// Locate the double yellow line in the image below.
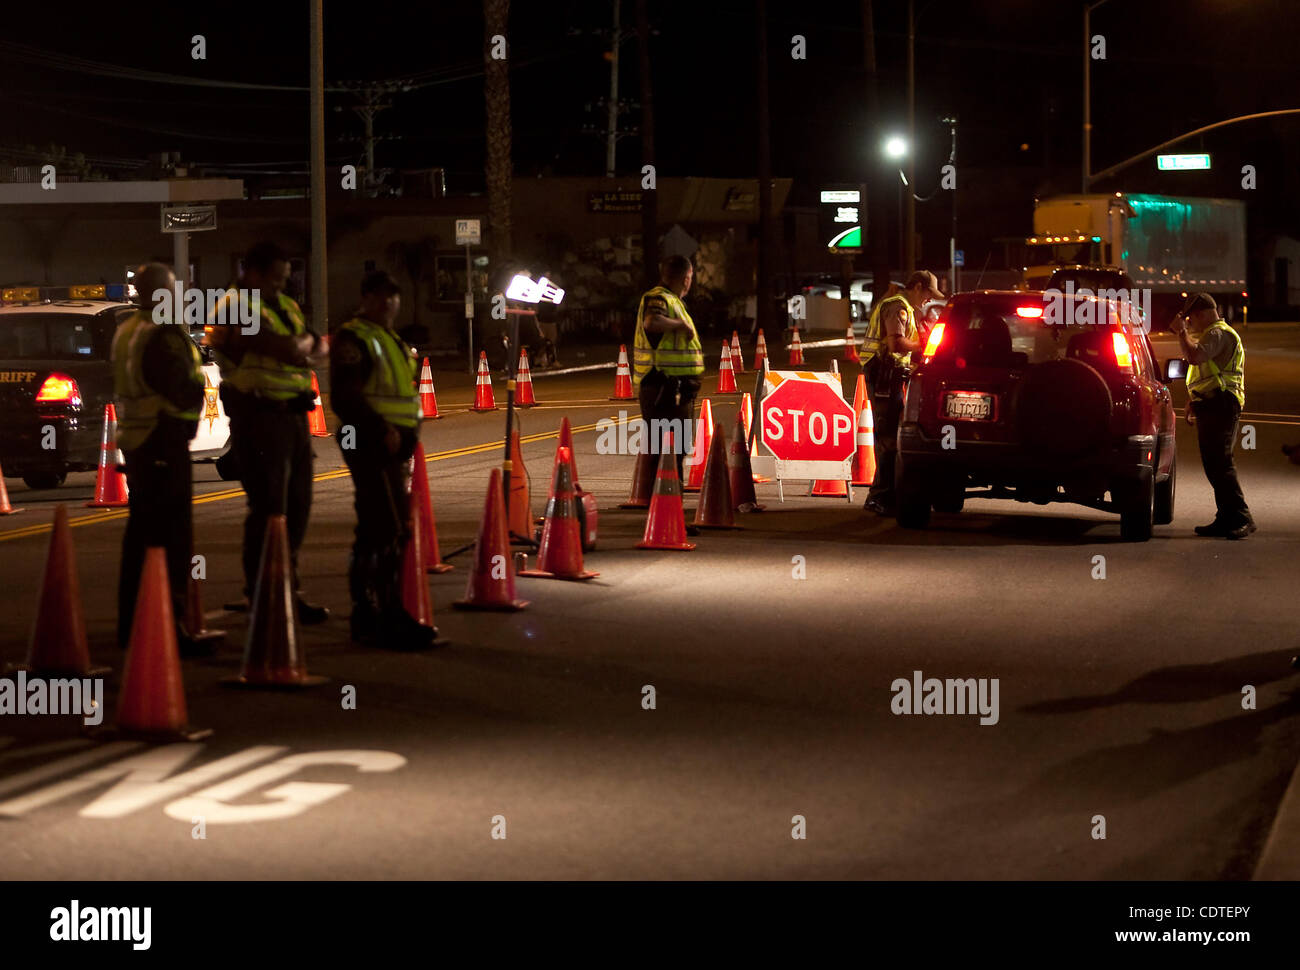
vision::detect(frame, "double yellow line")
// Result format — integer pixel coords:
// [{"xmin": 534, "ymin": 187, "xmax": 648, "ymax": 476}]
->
[{"xmin": 0, "ymin": 419, "xmax": 606, "ymax": 545}]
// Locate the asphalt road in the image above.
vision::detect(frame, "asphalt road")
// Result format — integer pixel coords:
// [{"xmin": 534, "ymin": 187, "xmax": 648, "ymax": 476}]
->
[{"xmin": 1, "ymin": 326, "xmax": 1298, "ymax": 880}]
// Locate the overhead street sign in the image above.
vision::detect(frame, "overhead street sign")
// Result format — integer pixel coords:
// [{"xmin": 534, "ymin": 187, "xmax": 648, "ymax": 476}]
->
[
  {"xmin": 160, "ymin": 204, "xmax": 217, "ymax": 233},
  {"xmin": 1156, "ymin": 153, "xmax": 1211, "ymax": 171},
  {"xmin": 455, "ymin": 218, "xmax": 481, "ymax": 245}
]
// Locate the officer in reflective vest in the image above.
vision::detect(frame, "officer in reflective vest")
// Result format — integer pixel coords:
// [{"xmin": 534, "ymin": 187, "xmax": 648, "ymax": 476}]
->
[
  {"xmin": 112, "ymin": 262, "xmax": 209, "ymax": 653},
  {"xmin": 1171, "ymin": 292, "xmax": 1254, "ymax": 539},
  {"xmin": 633, "ymin": 255, "xmax": 705, "ymax": 482},
  {"xmin": 206, "ymin": 241, "xmax": 330, "ymax": 622},
  {"xmin": 330, "ymin": 271, "xmax": 436, "ymax": 650},
  {"xmin": 860, "ymin": 270, "xmax": 945, "ymax": 516}
]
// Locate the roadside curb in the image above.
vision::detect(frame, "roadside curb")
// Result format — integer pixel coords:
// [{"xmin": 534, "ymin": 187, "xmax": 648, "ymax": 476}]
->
[{"xmin": 1253, "ymin": 755, "xmax": 1300, "ymax": 879}]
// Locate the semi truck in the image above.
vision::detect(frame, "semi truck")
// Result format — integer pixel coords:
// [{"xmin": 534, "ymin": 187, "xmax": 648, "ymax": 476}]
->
[{"xmin": 1021, "ymin": 193, "xmax": 1248, "ymax": 323}]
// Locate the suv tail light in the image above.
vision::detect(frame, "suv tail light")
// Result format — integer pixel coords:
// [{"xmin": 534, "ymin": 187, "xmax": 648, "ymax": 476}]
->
[
  {"xmin": 922, "ymin": 322, "xmax": 946, "ymax": 359},
  {"xmin": 1111, "ymin": 332, "xmax": 1133, "ymax": 372},
  {"xmin": 1015, "ymin": 306, "xmax": 1044, "ymax": 318},
  {"xmin": 35, "ymin": 373, "xmax": 81, "ymax": 406}
]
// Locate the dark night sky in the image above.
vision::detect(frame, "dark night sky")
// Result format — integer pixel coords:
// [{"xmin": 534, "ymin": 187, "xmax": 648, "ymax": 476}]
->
[{"xmin": 2, "ymin": 1, "xmax": 1296, "ymax": 219}]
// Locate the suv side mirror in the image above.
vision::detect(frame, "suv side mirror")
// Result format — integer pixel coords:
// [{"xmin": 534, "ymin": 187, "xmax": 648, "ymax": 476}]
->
[{"xmin": 1163, "ymin": 357, "xmax": 1187, "ymax": 383}]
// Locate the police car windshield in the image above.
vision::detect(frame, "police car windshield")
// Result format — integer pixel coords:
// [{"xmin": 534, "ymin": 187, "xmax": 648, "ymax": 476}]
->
[
  {"xmin": 0, "ymin": 314, "xmax": 98, "ymax": 360},
  {"xmin": 934, "ymin": 297, "xmax": 1137, "ymax": 370}
]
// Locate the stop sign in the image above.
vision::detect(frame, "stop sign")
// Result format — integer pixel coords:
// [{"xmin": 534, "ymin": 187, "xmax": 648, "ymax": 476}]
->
[{"xmin": 761, "ymin": 374, "xmax": 856, "ymax": 462}]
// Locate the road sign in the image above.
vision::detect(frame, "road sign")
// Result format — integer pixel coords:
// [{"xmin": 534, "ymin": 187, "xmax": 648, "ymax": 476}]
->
[
  {"xmin": 455, "ymin": 219, "xmax": 481, "ymax": 245},
  {"xmin": 1156, "ymin": 153, "xmax": 1211, "ymax": 171},
  {"xmin": 754, "ymin": 370, "xmax": 855, "ymax": 486},
  {"xmin": 955, "ymin": 250, "xmax": 965, "ymax": 267},
  {"xmin": 160, "ymin": 204, "xmax": 216, "ymax": 233}
]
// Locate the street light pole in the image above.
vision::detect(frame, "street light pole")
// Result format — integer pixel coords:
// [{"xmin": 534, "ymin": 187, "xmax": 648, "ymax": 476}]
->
[
  {"xmin": 1082, "ymin": 0, "xmax": 1111, "ymax": 192},
  {"xmin": 606, "ymin": 0, "xmax": 620, "ymax": 177},
  {"xmin": 906, "ymin": 0, "xmax": 916, "ymax": 273},
  {"xmin": 309, "ymin": 0, "xmax": 327, "ymax": 329}
]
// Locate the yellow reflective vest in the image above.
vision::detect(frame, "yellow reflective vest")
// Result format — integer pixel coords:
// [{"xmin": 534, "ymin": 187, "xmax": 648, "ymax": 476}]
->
[
  {"xmin": 861, "ymin": 294, "xmax": 917, "ymax": 370},
  {"xmin": 633, "ymin": 285, "xmax": 704, "ymax": 387},
  {"xmin": 1186, "ymin": 321, "xmax": 1245, "ymax": 407},
  {"xmin": 217, "ymin": 290, "xmax": 314, "ymax": 401},
  {"xmin": 338, "ymin": 316, "xmax": 421, "ymax": 429},
  {"xmin": 111, "ymin": 310, "xmax": 203, "ymax": 451}
]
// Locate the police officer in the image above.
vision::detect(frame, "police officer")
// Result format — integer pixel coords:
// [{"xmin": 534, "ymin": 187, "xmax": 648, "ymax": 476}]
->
[
  {"xmin": 112, "ymin": 263, "xmax": 210, "ymax": 653},
  {"xmin": 633, "ymin": 255, "xmax": 705, "ymax": 481},
  {"xmin": 207, "ymin": 242, "xmax": 329, "ymax": 621},
  {"xmin": 330, "ymin": 271, "xmax": 437, "ymax": 649},
  {"xmin": 860, "ymin": 270, "xmax": 945, "ymax": 515},
  {"xmin": 1171, "ymin": 292, "xmax": 1255, "ymax": 539}
]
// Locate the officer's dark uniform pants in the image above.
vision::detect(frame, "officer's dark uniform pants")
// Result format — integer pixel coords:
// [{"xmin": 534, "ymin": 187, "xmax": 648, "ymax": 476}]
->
[
  {"xmin": 230, "ymin": 408, "xmax": 313, "ymax": 596},
  {"xmin": 866, "ymin": 378, "xmax": 904, "ymax": 507},
  {"xmin": 342, "ymin": 450, "xmax": 410, "ymax": 618},
  {"xmin": 118, "ymin": 444, "xmax": 192, "ymax": 648},
  {"xmin": 638, "ymin": 371, "xmax": 699, "ymax": 483},
  {"xmin": 1192, "ymin": 392, "xmax": 1251, "ymax": 527}
]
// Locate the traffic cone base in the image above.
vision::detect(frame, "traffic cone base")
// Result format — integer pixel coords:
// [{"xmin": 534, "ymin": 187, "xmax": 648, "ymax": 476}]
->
[
  {"xmin": 610, "ymin": 345, "xmax": 635, "ymax": 400},
  {"xmin": 453, "ymin": 468, "xmax": 529, "ymax": 610},
  {"xmin": 637, "ymin": 445, "xmax": 696, "ymax": 551},
  {"xmin": 810, "ymin": 478, "xmax": 849, "ymax": 496},
  {"xmin": 471, "ymin": 351, "xmax": 498, "ymax": 412},
  {"xmin": 86, "ymin": 403, "xmax": 129, "ymax": 507},
  {"xmin": 520, "ymin": 446, "xmax": 597, "ymax": 580},
  {"xmin": 222, "ymin": 515, "xmax": 326, "ymax": 689}
]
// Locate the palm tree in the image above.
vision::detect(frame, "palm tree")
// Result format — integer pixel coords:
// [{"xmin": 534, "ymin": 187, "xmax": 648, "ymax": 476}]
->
[{"xmin": 484, "ymin": 0, "xmax": 513, "ymax": 279}]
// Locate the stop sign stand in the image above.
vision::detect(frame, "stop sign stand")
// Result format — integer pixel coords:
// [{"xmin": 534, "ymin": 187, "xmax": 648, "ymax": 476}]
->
[{"xmin": 750, "ymin": 368, "xmax": 856, "ymax": 503}]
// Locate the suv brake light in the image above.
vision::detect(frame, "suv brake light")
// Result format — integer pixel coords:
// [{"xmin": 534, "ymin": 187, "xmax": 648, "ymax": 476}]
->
[
  {"xmin": 922, "ymin": 322, "xmax": 945, "ymax": 359},
  {"xmin": 1111, "ymin": 332, "xmax": 1133, "ymax": 371},
  {"xmin": 1015, "ymin": 306, "xmax": 1044, "ymax": 318},
  {"xmin": 35, "ymin": 373, "xmax": 81, "ymax": 406}
]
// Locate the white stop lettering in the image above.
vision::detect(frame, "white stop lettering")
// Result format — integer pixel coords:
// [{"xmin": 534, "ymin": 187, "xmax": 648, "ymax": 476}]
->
[{"xmin": 809, "ymin": 411, "xmax": 827, "ymax": 445}]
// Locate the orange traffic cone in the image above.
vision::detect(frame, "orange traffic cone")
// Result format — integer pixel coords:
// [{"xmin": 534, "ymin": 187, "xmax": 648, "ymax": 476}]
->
[
  {"xmin": 693, "ymin": 430, "xmax": 736, "ymax": 529},
  {"xmin": 454, "ymin": 468, "xmax": 528, "ymax": 611},
  {"xmin": 411, "ymin": 441, "xmax": 453, "ymax": 573},
  {"xmin": 514, "ymin": 348, "xmax": 537, "ymax": 407},
  {"xmin": 731, "ymin": 330, "xmax": 745, "ymax": 373},
  {"xmin": 114, "ymin": 547, "xmax": 210, "ymax": 740},
  {"xmin": 788, "ymin": 327, "xmax": 804, "ymax": 366},
  {"xmin": 184, "ymin": 574, "xmax": 226, "ymax": 649},
  {"xmin": 520, "ymin": 446, "xmax": 598, "ymax": 580},
  {"xmin": 851, "ymin": 374, "xmax": 876, "ymax": 486},
  {"xmin": 471, "ymin": 351, "xmax": 497, "ymax": 411},
  {"xmin": 540, "ymin": 416, "xmax": 584, "ymax": 519},
  {"xmin": 619, "ymin": 448, "xmax": 657, "ymax": 509},
  {"xmin": 717, "ymin": 343, "xmax": 738, "ymax": 394},
  {"xmin": 740, "ymin": 392, "xmax": 771, "ymax": 483},
  {"xmin": 0, "ymin": 461, "xmax": 22, "ymax": 515},
  {"xmin": 507, "ymin": 430, "xmax": 531, "ymax": 540},
  {"xmin": 400, "ymin": 490, "xmax": 439, "ymax": 631},
  {"xmin": 224, "ymin": 515, "xmax": 326, "ymax": 688},
  {"xmin": 683, "ymin": 398, "xmax": 715, "ymax": 492},
  {"xmin": 845, "ymin": 324, "xmax": 860, "ymax": 363},
  {"xmin": 307, "ymin": 372, "xmax": 329, "ymax": 436},
  {"xmin": 727, "ymin": 411, "xmax": 765, "ymax": 512},
  {"xmin": 810, "ymin": 478, "xmax": 848, "ymax": 497},
  {"xmin": 637, "ymin": 434, "xmax": 696, "ymax": 551},
  {"xmin": 86, "ymin": 403, "xmax": 128, "ymax": 508},
  {"xmin": 13, "ymin": 504, "xmax": 107, "ymax": 677},
  {"xmin": 754, "ymin": 329, "xmax": 768, "ymax": 371},
  {"xmin": 417, "ymin": 357, "xmax": 442, "ymax": 419},
  {"xmin": 611, "ymin": 344, "xmax": 634, "ymax": 400}
]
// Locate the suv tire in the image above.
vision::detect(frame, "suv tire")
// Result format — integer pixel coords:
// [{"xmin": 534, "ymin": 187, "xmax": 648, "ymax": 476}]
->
[
  {"xmin": 1118, "ymin": 469, "xmax": 1155, "ymax": 542},
  {"xmin": 1154, "ymin": 455, "xmax": 1176, "ymax": 526},
  {"xmin": 1015, "ymin": 359, "xmax": 1112, "ymax": 458},
  {"xmin": 22, "ymin": 470, "xmax": 66, "ymax": 490}
]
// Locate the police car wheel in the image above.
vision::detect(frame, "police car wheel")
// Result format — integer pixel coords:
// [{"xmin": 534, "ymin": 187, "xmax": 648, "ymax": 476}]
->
[{"xmin": 22, "ymin": 470, "xmax": 65, "ymax": 490}]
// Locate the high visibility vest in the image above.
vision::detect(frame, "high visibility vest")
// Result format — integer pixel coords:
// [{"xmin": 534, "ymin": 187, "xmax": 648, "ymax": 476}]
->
[
  {"xmin": 632, "ymin": 285, "xmax": 705, "ymax": 387},
  {"xmin": 111, "ymin": 309, "xmax": 203, "ymax": 451},
  {"xmin": 1186, "ymin": 321, "xmax": 1245, "ymax": 407},
  {"xmin": 217, "ymin": 290, "xmax": 314, "ymax": 400},
  {"xmin": 861, "ymin": 294, "xmax": 917, "ymax": 369},
  {"xmin": 338, "ymin": 316, "xmax": 421, "ymax": 429}
]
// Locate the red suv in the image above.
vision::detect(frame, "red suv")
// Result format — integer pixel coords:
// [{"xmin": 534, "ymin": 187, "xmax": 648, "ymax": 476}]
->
[{"xmin": 894, "ymin": 290, "xmax": 1178, "ymax": 541}]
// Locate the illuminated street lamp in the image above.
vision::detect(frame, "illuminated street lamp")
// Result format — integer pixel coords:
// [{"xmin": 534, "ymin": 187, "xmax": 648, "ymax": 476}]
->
[
  {"xmin": 884, "ymin": 136, "xmax": 908, "ymax": 160},
  {"xmin": 883, "ymin": 136, "xmax": 909, "ymax": 269}
]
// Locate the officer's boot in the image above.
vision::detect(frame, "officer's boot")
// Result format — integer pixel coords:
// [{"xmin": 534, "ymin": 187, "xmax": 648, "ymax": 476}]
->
[
  {"xmin": 374, "ymin": 541, "xmax": 439, "ymax": 651},
  {"xmin": 347, "ymin": 549, "xmax": 381, "ymax": 644}
]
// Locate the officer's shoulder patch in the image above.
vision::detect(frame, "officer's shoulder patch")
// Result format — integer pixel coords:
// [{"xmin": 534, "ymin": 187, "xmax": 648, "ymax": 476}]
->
[
  {"xmin": 334, "ymin": 339, "xmax": 363, "ymax": 365},
  {"xmin": 644, "ymin": 295, "xmax": 668, "ymax": 314}
]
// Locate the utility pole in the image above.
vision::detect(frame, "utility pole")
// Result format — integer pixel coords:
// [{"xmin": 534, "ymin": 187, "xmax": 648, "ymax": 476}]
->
[
  {"xmin": 607, "ymin": 0, "xmax": 621, "ymax": 177},
  {"xmin": 636, "ymin": 0, "xmax": 658, "ymax": 290},
  {"xmin": 756, "ymin": 0, "xmax": 773, "ymax": 339},
  {"xmin": 862, "ymin": 0, "xmax": 890, "ymax": 304},
  {"xmin": 1083, "ymin": 2, "xmax": 1092, "ymax": 191},
  {"xmin": 309, "ymin": 0, "xmax": 327, "ymax": 329},
  {"xmin": 905, "ymin": 0, "xmax": 916, "ymax": 273},
  {"xmin": 351, "ymin": 86, "xmax": 395, "ymax": 198}
]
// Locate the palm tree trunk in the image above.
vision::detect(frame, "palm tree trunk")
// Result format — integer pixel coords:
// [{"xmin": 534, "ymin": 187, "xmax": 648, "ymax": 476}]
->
[{"xmin": 484, "ymin": 0, "xmax": 513, "ymax": 274}]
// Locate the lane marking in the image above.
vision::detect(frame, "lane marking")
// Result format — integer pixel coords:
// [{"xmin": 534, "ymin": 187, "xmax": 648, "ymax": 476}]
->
[{"xmin": 0, "ymin": 418, "xmax": 609, "ymax": 544}]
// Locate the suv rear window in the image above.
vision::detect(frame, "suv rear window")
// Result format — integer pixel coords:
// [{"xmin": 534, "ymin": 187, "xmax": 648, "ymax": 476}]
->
[
  {"xmin": 0, "ymin": 313, "xmax": 105, "ymax": 360},
  {"xmin": 932, "ymin": 298, "xmax": 1140, "ymax": 371}
]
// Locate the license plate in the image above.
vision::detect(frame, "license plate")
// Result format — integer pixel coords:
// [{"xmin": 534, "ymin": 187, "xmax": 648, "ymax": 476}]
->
[{"xmin": 944, "ymin": 391, "xmax": 993, "ymax": 421}]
